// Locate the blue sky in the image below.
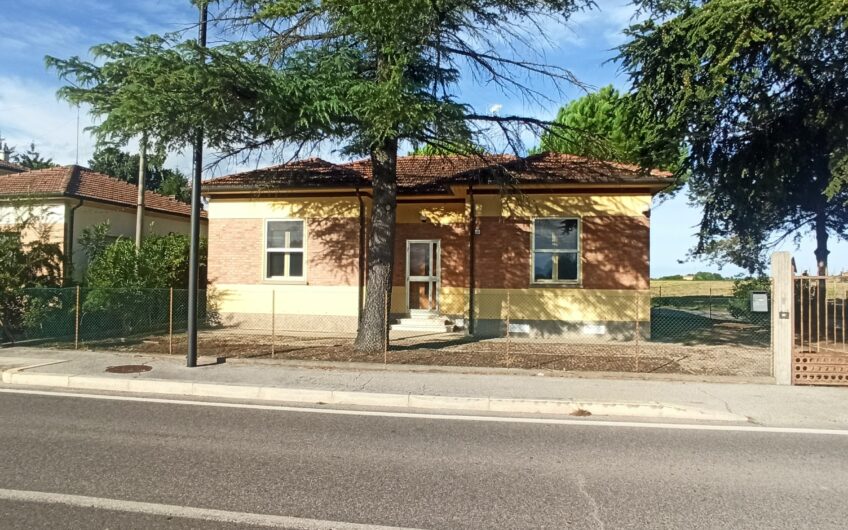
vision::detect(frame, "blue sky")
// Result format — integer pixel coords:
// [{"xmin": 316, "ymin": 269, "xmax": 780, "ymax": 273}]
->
[{"xmin": 0, "ymin": 0, "xmax": 843, "ymax": 277}]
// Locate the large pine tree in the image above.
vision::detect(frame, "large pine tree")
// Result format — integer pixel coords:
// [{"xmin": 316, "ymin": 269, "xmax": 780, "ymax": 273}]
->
[
  {"xmin": 620, "ymin": 0, "xmax": 848, "ymax": 274},
  {"xmin": 49, "ymin": 0, "xmax": 593, "ymax": 352}
]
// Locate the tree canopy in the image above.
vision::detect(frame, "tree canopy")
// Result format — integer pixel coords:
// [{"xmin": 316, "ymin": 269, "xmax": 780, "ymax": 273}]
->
[
  {"xmin": 620, "ymin": 0, "xmax": 848, "ymax": 273},
  {"xmin": 48, "ymin": 0, "xmax": 593, "ymax": 351},
  {"xmin": 536, "ymin": 85, "xmax": 684, "ymax": 175},
  {"xmin": 12, "ymin": 143, "xmax": 57, "ymax": 170},
  {"xmin": 88, "ymin": 147, "xmax": 191, "ymax": 202}
]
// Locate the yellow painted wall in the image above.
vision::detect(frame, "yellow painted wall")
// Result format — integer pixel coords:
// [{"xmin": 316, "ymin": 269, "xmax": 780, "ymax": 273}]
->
[
  {"xmin": 208, "ymin": 193, "xmax": 651, "ymax": 222},
  {"xmin": 212, "ymin": 283, "xmax": 359, "ymax": 316},
  {"xmin": 396, "ymin": 202, "xmax": 466, "ymax": 225},
  {"xmin": 390, "ymin": 286, "xmax": 649, "ymax": 321},
  {"xmin": 208, "ymin": 197, "xmax": 364, "ymax": 220},
  {"xmin": 472, "ymin": 288, "xmax": 650, "ymax": 321},
  {"xmin": 474, "ymin": 194, "xmax": 651, "ymax": 218}
]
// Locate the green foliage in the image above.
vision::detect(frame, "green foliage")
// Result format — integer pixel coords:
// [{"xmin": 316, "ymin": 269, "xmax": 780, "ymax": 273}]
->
[
  {"xmin": 82, "ymin": 233, "xmax": 208, "ymax": 334},
  {"xmin": 537, "ymin": 86, "xmax": 685, "ymax": 175},
  {"xmin": 656, "ymin": 271, "xmax": 725, "ymax": 280},
  {"xmin": 692, "ymin": 271, "xmax": 724, "ymax": 281},
  {"xmin": 88, "ymin": 147, "xmax": 190, "ymax": 202},
  {"xmin": 728, "ymin": 276, "xmax": 771, "ymax": 321},
  {"xmin": 620, "ymin": 0, "xmax": 848, "ymax": 273},
  {"xmin": 408, "ymin": 141, "xmax": 484, "ymax": 156},
  {"xmin": 0, "ymin": 206, "xmax": 64, "ymax": 341},
  {"xmin": 85, "ymin": 233, "xmax": 205, "ymax": 290},
  {"xmin": 12, "ymin": 142, "xmax": 57, "ymax": 170},
  {"xmin": 48, "ymin": 1, "xmax": 591, "ymax": 157},
  {"xmin": 78, "ymin": 221, "xmax": 113, "ymax": 264}
]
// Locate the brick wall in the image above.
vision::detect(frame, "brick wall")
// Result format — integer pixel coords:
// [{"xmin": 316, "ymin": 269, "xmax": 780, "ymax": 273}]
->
[
  {"xmin": 306, "ymin": 217, "xmax": 360, "ymax": 286},
  {"xmin": 582, "ymin": 215, "xmax": 649, "ymax": 290},
  {"xmin": 208, "ymin": 217, "xmax": 263, "ymax": 284},
  {"xmin": 208, "ymin": 201, "xmax": 650, "ymax": 292},
  {"xmin": 473, "ymin": 214, "xmax": 649, "ymax": 290},
  {"xmin": 208, "ymin": 217, "xmax": 360, "ymax": 286}
]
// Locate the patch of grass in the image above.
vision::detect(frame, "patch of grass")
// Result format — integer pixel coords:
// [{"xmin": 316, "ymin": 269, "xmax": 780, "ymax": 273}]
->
[{"xmin": 651, "ymin": 280, "xmax": 735, "ymax": 297}]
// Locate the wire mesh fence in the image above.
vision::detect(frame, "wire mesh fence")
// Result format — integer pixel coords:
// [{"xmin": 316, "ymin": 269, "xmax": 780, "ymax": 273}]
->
[{"xmin": 2, "ymin": 282, "xmax": 773, "ymax": 377}]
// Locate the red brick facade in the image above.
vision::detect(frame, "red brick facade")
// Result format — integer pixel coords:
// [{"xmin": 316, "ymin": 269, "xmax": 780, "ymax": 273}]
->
[
  {"xmin": 208, "ymin": 217, "xmax": 360, "ymax": 286},
  {"xmin": 208, "ymin": 209, "xmax": 649, "ymax": 291}
]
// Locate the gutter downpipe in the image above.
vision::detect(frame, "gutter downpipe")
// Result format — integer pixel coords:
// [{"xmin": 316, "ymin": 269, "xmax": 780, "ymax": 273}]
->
[
  {"xmin": 468, "ymin": 185, "xmax": 476, "ymax": 335},
  {"xmin": 64, "ymin": 198, "xmax": 84, "ymax": 284},
  {"xmin": 357, "ymin": 187, "xmax": 366, "ymax": 328}
]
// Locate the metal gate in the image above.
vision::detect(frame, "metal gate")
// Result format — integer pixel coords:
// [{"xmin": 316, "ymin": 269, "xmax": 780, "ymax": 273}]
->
[{"xmin": 793, "ymin": 275, "xmax": 848, "ymax": 385}]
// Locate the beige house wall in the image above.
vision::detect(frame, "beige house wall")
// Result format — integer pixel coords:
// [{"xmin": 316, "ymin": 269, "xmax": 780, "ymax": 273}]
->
[{"xmin": 70, "ymin": 201, "xmax": 205, "ymax": 280}]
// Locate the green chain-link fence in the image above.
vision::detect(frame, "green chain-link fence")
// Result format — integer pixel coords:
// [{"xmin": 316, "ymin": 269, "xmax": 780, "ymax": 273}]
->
[{"xmin": 3, "ymin": 283, "xmax": 772, "ymax": 377}]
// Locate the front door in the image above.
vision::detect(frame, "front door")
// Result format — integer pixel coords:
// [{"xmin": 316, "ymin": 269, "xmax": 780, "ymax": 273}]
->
[{"xmin": 406, "ymin": 240, "xmax": 440, "ymax": 313}]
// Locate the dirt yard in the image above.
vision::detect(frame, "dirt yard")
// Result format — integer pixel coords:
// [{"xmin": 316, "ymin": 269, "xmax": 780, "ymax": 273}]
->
[{"xmin": 74, "ymin": 328, "xmax": 772, "ymax": 377}]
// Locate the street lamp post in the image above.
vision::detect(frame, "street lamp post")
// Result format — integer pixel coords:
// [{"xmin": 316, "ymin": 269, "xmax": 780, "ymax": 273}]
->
[{"xmin": 187, "ymin": 1, "xmax": 208, "ymax": 368}]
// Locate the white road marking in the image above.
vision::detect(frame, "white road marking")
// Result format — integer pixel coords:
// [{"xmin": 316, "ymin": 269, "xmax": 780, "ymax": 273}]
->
[
  {"xmin": 1, "ymin": 387, "xmax": 847, "ymax": 436},
  {"xmin": 0, "ymin": 487, "xmax": 416, "ymax": 529}
]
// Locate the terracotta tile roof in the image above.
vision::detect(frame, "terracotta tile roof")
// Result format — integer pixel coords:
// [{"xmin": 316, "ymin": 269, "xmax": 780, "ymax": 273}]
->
[
  {"xmin": 0, "ymin": 165, "xmax": 202, "ymax": 218},
  {"xmin": 204, "ymin": 152, "xmax": 673, "ymax": 194},
  {"xmin": 0, "ymin": 159, "xmax": 27, "ymax": 173},
  {"xmin": 203, "ymin": 158, "xmax": 370, "ymax": 191}
]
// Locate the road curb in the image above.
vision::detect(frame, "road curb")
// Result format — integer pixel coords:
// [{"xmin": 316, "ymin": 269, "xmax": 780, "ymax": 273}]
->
[{"xmin": 1, "ymin": 367, "xmax": 747, "ymax": 422}]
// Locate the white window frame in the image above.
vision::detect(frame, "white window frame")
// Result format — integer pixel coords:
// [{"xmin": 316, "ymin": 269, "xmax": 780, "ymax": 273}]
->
[
  {"xmin": 531, "ymin": 217, "xmax": 581, "ymax": 284},
  {"xmin": 264, "ymin": 219, "xmax": 306, "ymax": 281}
]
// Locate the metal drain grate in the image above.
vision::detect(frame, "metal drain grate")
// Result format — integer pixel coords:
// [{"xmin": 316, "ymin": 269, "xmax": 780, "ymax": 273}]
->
[{"xmin": 105, "ymin": 365, "xmax": 152, "ymax": 374}]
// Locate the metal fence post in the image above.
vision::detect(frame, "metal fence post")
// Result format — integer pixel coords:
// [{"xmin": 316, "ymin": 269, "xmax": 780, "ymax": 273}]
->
[
  {"xmin": 271, "ymin": 290, "xmax": 276, "ymax": 358},
  {"xmin": 708, "ymin": 288, "xmax": 713, "ymax": 321},
  {"xmin": 635, "ymin": 292, "xmax": 641, "ymax": 372},
  {"xmin": 505, "ymin": 290, "xmax": 511, "ymax": 362},
  {"xmin": 74, "ymin": 286, "xmax": 80, "ymax": 349},
  {"xmin": 169, "ymin": 288, "xmax": 174, "ymax": 355}
]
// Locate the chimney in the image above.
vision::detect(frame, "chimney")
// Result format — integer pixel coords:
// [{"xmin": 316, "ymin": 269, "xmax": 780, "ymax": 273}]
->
[{"xmin": 1, "ymin": 143, "xmax": 10, "ymax": 162}]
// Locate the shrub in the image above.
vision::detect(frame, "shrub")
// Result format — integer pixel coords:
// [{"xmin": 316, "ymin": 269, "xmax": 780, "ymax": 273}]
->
[{"xmin": 728, "ymin": 276, "xmax": 771, "ymax": 322}]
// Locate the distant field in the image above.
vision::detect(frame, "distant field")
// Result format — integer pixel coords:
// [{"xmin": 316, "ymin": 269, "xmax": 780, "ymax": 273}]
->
[{"xmin": 650, "ymin": 280, "xmax": 735, "ymax": 296}]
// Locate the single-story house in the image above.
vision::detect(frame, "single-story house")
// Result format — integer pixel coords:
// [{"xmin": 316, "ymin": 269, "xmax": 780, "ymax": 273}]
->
[
  {"xmin": 202, "ymin": 152, "xmax": 671, "ymax": 338},
  {"xmin": 0, "ymin": 164, "xmax": 207, "ymax": 281}
]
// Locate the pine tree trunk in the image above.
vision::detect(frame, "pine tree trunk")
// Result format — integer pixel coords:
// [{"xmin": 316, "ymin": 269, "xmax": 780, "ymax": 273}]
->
[
  {"xmin": 354, "ymin": 137, "xmax": 398, "ymax": 353},
  {"xmin": 814, "ymin": 208, "xmax": 829, "ymax": 276},
  {"xmin": 813, "ymin": 207, "xmax": 829, "ymax": 343}
]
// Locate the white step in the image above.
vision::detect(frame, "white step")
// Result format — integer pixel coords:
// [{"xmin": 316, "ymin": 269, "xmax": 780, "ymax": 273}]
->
[
  {"xmin": 391, "ymin": 315, "xmax": 455, "ymax": 333},
  {"xmin": 391, "ymin": 324, "xmax": 456, "ymax": 333},
  {"xmin": 396, "ymin": 317, "xmax": 452, "ymax": 326}
]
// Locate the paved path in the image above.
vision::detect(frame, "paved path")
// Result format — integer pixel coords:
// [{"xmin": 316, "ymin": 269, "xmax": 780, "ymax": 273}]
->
[
  {"xmin": 2, "ymin": 348, "xmax": 848, "ymax": 428},
  {"xmin": 1, "ymin": 390, "xmax": 847, "ymax": 529}
]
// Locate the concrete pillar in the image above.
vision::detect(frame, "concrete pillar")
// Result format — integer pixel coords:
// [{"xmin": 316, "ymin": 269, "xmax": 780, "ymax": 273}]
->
[{"xmin": 771, "ymin": 252, "xmax": 793, "ymax": 385}]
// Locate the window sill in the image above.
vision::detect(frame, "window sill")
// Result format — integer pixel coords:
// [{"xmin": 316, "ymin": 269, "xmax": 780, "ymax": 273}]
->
[
  {"xmin": 262, "ymin": 279, "xmax": 308, "ymax": 286},
  {"xmin": 530, "ymin": 282, "xmax": 583, "ymax": 289}
]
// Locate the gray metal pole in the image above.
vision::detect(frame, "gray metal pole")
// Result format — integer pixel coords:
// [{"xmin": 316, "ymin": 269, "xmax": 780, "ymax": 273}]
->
[
  {"xmin": 135, "ymin": 133, "xmax": 147, "ymax": 249},
  {"xmin": 187, "ymin": 2, "xmax": 208, "ymax": 368}
]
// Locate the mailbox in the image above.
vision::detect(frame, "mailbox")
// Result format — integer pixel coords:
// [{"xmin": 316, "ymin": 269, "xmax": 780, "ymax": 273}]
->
[{"xmin": 751, "ymin": 292, "xmax": 769, "ymax": 313}]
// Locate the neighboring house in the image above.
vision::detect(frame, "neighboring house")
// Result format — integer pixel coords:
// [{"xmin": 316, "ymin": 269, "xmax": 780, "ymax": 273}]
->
[
  {"xmin": 0, "ymin": 165, "xmax": 207, "ymax": 281},
  {"xmin": 202, "ymin": 152, "xmax": 671, "ymax": 338}
]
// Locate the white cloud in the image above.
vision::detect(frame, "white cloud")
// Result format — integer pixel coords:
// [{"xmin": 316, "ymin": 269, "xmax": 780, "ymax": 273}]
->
[{"xmin": 0, "ymin": 76, "xmax": 96, "ymax": 166}]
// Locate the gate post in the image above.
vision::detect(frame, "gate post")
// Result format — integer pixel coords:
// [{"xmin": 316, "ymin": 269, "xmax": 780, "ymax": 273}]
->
[{"xmin": 771, "ymin": 252, "xmax": 793, "ymax": 385}]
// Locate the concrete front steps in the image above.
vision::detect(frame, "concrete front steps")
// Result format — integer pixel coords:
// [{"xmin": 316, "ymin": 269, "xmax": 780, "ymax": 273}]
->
[{"xmin": 391, "ymin": 314, "xmax": 456, "ymax": 333}]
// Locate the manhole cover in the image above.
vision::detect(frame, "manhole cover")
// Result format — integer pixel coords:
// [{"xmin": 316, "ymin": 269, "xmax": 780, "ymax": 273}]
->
[{"xmin": 105, "ymin": 364, "xmax": 152, "ymax": 374}]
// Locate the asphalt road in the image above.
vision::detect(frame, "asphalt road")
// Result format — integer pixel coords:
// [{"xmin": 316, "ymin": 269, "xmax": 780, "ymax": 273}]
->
[{"xmin": 0, "ymin": 390, "xmax": 846, "ymax": 529}]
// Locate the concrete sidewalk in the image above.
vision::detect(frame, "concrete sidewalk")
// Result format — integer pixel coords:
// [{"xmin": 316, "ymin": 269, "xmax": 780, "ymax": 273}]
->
[{"xmin": 1, "ymin": 347, "xmax": 846, "ymax": 428}]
